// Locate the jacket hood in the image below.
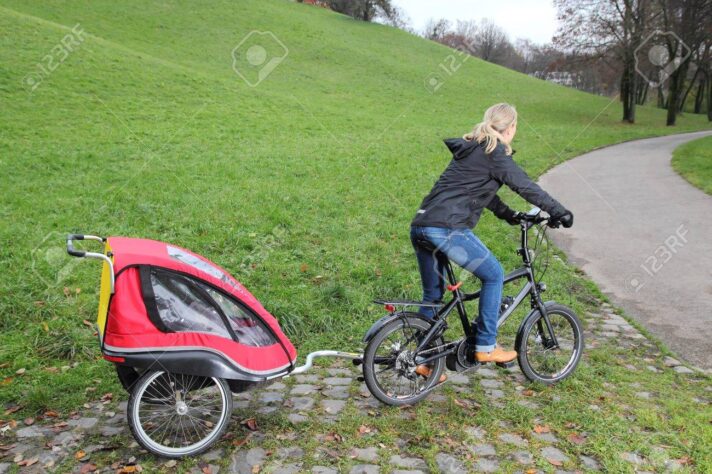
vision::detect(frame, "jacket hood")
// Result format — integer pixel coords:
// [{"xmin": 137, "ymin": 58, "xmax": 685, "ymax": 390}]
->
[{"xmin": 444, "ymin": 137, "xmax": 480, "ymax": 160}]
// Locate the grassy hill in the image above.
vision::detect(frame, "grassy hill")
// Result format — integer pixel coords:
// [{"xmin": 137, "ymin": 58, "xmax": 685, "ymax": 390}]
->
[{"xmin": 0, "ymin": 0, "xmax": 710, "ymax": 471}]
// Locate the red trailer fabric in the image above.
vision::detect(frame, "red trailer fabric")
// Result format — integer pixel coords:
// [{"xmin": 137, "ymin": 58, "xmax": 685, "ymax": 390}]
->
[{"xmin": 103, "ymin": 237, "xmax": 296, "ymax": 376}]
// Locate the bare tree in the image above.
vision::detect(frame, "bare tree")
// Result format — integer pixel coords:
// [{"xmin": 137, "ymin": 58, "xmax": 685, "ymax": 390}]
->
[
  {"xmin": 555, "ymin": 0, "xmax": 653, "ymax": 123},
  {"xmin": 658, "ymin": 0, "xmax": 712, "ymax": 125},
  {"xmin": 324, "ymin": 0, "xmax": 396, "ymax": 22},
  {"xmin": 476, "ymin": 19, "xmax": 511, "ymax": 63},
  {"xmin": 423, "ymin": 17, "xmax": 451, "ymax": 42}
]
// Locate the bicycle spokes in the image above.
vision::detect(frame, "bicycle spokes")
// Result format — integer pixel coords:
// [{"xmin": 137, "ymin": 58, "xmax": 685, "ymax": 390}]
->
[{"xmin": 526, "ymin": 312, "xmax": 578, "ymax": 377}]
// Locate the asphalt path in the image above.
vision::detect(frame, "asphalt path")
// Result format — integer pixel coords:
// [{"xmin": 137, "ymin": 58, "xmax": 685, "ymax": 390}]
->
[{"xmin": 539, "ymin": 130, "xmax": 712, "ymax": 370}]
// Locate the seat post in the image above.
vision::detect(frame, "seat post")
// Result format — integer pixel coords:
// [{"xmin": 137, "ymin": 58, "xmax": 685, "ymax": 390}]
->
[{"xmin": 441, "ymin": 255, "xmax": 458, "ymax": 286}]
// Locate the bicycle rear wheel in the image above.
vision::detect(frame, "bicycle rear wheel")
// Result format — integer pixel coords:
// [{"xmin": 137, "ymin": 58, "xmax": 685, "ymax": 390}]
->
[
  {"xmin": 363, "ymin": 314, "xmax": 445, "ymax": 406},
  {"xmin": 516, "ymin": 303, "xmax": 583, "ymax": 384}
]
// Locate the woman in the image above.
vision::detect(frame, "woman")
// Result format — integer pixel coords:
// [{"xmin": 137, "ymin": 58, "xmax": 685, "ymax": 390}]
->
[{"xmin": 410, "ymin": 103, "xmax": 573, "ymax": 370}]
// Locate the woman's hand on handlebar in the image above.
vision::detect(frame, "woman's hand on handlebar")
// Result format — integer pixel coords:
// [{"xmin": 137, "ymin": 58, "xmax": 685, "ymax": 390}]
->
[{"xmin": 548, "ymin": 210, "xmax": 574, "ymax": 228}]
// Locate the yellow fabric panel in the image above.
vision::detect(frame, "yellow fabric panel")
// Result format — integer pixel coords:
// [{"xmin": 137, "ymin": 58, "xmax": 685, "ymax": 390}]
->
[{"xmin": 96, "ymin": 240, "xmax": 113, "ymax": 341}]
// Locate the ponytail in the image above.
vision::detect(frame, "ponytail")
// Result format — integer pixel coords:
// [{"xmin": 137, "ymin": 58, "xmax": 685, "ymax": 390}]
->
[{"xmin": 463, "ymin": 103, "xmax": 517, "ymax": 155}]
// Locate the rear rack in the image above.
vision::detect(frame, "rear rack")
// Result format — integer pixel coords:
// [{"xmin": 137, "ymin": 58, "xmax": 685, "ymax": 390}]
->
[{"xmin": 66, "ymin": 234, "xmax": 115, "ymax": 293}]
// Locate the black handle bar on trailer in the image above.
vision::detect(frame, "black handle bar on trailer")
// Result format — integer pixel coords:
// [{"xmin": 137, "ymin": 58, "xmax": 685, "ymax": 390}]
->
[{"xmin": 66, "ymin": 234, "xmax": 115, "ymax": 293}]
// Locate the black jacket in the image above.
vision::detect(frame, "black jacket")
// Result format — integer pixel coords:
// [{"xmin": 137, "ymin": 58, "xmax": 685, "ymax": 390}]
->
[{"xmin": 411, "ymin": 138, "xmax": 566, "ymax": 229}]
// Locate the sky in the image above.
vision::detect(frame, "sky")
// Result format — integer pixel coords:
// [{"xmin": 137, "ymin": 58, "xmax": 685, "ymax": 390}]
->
[{"xmin": 391, "ymin": 0, "xmax": 559, "ymax": 45}]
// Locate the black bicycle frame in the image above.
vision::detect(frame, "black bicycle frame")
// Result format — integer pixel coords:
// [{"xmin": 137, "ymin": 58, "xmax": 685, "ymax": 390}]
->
[{"xmin": 410, "ymin": 220, "xmax": 559, "ymax": 364}]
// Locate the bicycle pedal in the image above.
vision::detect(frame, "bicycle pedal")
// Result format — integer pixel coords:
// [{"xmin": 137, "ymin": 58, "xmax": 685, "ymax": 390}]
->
[{"xmin": 495, "ymin": 360, "xmax": 517, "ymax": 369}]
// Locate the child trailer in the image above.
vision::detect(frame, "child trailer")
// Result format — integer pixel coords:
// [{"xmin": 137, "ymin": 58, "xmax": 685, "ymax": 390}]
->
[{"xmin": 67, "ymin": 234, "xmax": 360, "ymax": 458}]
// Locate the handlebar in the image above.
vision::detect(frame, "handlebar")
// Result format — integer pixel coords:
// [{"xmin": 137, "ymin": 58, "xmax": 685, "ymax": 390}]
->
[{"xmin": 66, "ymin": 234, "xmax": 115, "ymax": 293}]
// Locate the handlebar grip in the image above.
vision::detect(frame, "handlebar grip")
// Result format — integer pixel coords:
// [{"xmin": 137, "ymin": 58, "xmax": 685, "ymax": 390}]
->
[{"xmin": 67, "ymin": 234, "xmax": 86, "ymax": 258}]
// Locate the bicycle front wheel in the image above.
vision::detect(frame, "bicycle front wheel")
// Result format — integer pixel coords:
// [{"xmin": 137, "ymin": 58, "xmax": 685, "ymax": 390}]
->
[
  {"xmin": 516, "ymin": 303, "xmax": 583, "ymax": 384},
  {"xmin": 363, "ymin": 314, "xmax": 445, "ymax": 406},
  {"xmin": 127, "ymin": 370, "xmax": 232, "ymax": 458}
]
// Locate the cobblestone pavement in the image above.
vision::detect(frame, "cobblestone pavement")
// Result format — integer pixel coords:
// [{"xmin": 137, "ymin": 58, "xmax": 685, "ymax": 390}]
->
[{"xmin": 0, "ymin": 303, "xmax": 708, "ymax": 473}]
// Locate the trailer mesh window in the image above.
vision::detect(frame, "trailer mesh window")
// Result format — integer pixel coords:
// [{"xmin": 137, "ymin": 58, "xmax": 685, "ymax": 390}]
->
[{"xmin": 205, "ymin": 288, "xmax": 276, "ymax": 347}]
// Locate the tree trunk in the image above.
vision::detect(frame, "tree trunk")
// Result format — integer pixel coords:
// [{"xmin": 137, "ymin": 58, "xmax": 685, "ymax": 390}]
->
[
  {"xmin": 636, "ymin": 81, "xmax": 649, "ymax": 105},
  {"xmin": 679, "ymin": 68, "xmax": 700, "ymax": 112},
  {"xmin": 694, "ymin": 76, "xmax": 705, "ymax": 114},
  {"xmin": 708, "ymin": 76, "xmax": 712, "ymax": 121},
  {"xmin": 620, "ymin": 59, "xmax": 636, "ymax": 123},
  {"xmin": 666, "ymin": 56, "xmax": 694, "ymax": 126}
]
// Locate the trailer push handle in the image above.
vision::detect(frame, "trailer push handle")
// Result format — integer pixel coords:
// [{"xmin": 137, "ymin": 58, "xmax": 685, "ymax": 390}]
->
[{"xmin": 66, "ymin": 234, "xmax": 115, "ymax": 293}]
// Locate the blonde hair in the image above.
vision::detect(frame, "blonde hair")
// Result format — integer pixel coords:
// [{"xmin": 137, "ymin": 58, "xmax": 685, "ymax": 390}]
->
[{"xmin": 464, "ymin": 103, "xmax": 517, "ymax": 155}]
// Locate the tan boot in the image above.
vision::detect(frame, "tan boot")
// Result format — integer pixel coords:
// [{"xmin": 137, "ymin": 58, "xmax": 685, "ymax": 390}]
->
[
  {"xmin": 475, "ymin": 345, "xmax": 517, "ymax": 364},
  {"xmin": 415, "ymin": 365, "xmax": 447, "ymax": 383}
]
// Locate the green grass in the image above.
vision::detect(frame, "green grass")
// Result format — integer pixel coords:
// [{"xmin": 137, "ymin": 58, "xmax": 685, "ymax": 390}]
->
[
  {"xmin": 0, "ymin": 0, "xmax": 711, "ymax": 471},
  {"xmin": 672, "ymin": 135, "xmax": 712, "ymax": 195}
]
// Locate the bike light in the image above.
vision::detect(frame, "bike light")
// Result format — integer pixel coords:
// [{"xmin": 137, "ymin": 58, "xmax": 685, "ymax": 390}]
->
[
  {"xmin": 103, "ymin": 354, "xmax": 125, "ymax": 363},
  {"xmin": 384, "ymin": 304, "xmax": 396, "ymax": 313}
]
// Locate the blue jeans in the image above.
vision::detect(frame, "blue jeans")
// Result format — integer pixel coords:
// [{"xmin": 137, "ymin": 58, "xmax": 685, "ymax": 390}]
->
[{"xmin": 410, "ymin": 226, "xmax": 504, "ymax": 352}]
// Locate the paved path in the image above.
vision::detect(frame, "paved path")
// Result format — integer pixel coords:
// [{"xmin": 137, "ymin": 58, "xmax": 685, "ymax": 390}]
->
[
  {"xmin": 0, "ymin": 306, "xmax": 701, "ymax": 473},
  {"xmin": 539, "ymin": 130, "xmax": 712, "ymax": 370}
]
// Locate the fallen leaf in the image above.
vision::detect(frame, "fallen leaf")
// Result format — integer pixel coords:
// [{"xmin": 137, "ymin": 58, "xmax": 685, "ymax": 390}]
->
[
  {"xmin": 232, "ymin": 437, "xmax": 249, "ymax": 447},
  {"xmin": 100, "ymin": 392, "xmax": 113, "ymax": 402},
  {"xmin": 357, "ymin": 425, "xmax": 372, "ymax": 436},
  {"xmin": 44, "ymin": 410, "xmax": 59, "ymax": 418},
  {"xmin": 75, "ymin": 287, "xmax": 82, "ymax": 294},
  {"xmin": 164, "ymin": 460, "xmax": 177, "ymax": 468},
  {"xmin": 63, "ymin": 287, "xmax": 71, "ymax": 297},
  {"xmin": 241, "ymin": 418, "xmax": 258, "ymax": 431},
  {"xmin": 0, "ymin": 377, "xmax": 12, "ymax": 386},
  {"xmin": 41, "ymin": 322, "xmax": 49, "ymax": 332},
  {"xmin": 4, "ymin": 406, "xmax": 21, "ymax": 415},
  {"xmin": 0, "ymin": 444, "xmax": 16, "ymax": 451},
  {"xmin": 82, "ymin": 320, "xmax": 93, "ymax": 328},
  {"xmin": 15, "ymin": 368, "xmax": 25, "ymax": 376},
  {"xmin": 251, "ymin": 465, "xmax": 260, "ymax": 474},
  {"xmin": 324, "ymin": 432, "xmax": 343, "ymax": 443},
  {"xmin": 525, "ymin": 469, "xmax": 538, "ymax": 474},
  {"xmin": 522, "ymin": 389, "xmax": 535, "ymax": 397},
  {"xmin": 300, "ymin": 263, "xmax": 308, "ymax": 272},
  {"xmin": 80, "ymin": 463, "xmax": 97, "ymax": 473},
  {"xmin": 534, "ymin": 424, "xmax": 551, "ymax": 433},
  {"xmin": 17, "ymin": 456, "xmax": 38, "ymax": 467},
  {"xmin": 23, "ymin": 418, "xmax": 34, "ymax": 426},
  {"xmin": 75, "ymin": 450, "xmax": 86, "ymax": 460},
  {"xmin": 33, "ymin": 301, "xmax": 46, "ymax": 307},
  {"xmin": 564, "ymin": 422, "xmax": 578, "ymax": 429},
  {"xmin": 0, "ymin": 362, "xmax": 8, "ymax": 368},
  {"xmin": 546, "ymin": 457, "xmax": 564, "ymax": 467},
  {"xmin": 118, "ymin": 466, "xmax": 137, "ymax": 473},
  {"xmin": 202, "ymin": 466, "xmax": 212, "ymax": 474},
  {"xmin": 45, "ymin": 367, "xmax": 59, "ymax": 373},
  {"xmin": 676, "ymin": 456, "xmax": 693, "ymax": 466},
  {"xmin": 567, "ymin": 433, "xmax": 586, "ymax": 445}
]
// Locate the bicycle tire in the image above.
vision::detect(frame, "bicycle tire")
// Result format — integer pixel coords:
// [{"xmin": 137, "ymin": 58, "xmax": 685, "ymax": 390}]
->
[
  {"xmin": 363, "ymin": 313, "xmax": 445, "ymax": 406},
  {"xmin": 516, "ymin": 303, "xmax": 583, "ymax": 384}
]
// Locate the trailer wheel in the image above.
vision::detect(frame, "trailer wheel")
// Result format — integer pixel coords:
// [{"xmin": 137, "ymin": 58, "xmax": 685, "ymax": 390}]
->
[{"xmin": 127, "ymin": 370, "xmax": 232, "ymax": 458}]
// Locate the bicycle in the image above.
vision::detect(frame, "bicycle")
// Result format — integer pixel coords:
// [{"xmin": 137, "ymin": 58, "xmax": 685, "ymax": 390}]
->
[{"xmin": 361, "ymin": 207, "xmax": 584, "ymax": 406}]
